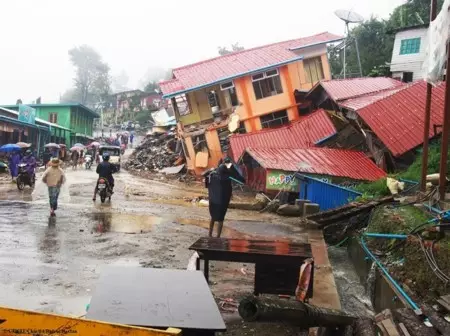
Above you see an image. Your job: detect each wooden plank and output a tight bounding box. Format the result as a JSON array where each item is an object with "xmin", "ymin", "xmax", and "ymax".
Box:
[
  {"xmin": 393, "ymin": 308, "xmax": 439, "ymax": 336},
  {"xmin": 381, "ymin": 319, "xmax": 400, "ymax": 336},
  {"xmin": 422, "ymin": 304, "xmax": 450, "ymax": 336},
  {"xmin": 398, "ymin": 323, "xmax": 411, "ymax": 336},
  {"xmin": 377, "ymin": 322, "xmax": 388, "ymax": 335},
  {"xmin": 441, "ymin": 295, "xmax": 450, "ymax": 305},
  {"xmin": 437, "ymin": 299, "xmax": 450, "ymax": 313},
  {"xmin": 0, "ymin": 307, "xmax": 181, "ymax": 336}
]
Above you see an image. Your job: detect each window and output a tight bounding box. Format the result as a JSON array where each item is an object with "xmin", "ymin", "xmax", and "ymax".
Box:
[
  {"xmin": 400, "ymin": 38, "xmax": 421, "ymax": 55},
  {"xmin": 192, "ymin": 134, "xmax": 209, "ymax": 155},
  {"xmin": 217, "ymin": 126, "xmax": 231, "ymax": 152},
  {"xmin": 236, "ymin": 122, "xmax": 247, "ymax": 134},
  {"xmin": 304, "ymin": 57, "xmax": 324, "ymax": 83},
  {"xmin": 220, "ymin": 81, "xmax": 239, "ymax": 107},
  {"xmin": 402, "ymin": 72, "xmax": 413, "ymax": 83},
  {"xmin": 260, "ymin": 110, "xmax": 289, "ymax": 129},
  {"xmin": 49, "ymin": 113, "xmax": 57, "ymax": 124},
  {"xmin": 252, "ymin": 69, "xmax": 283, "ymax": 99}
]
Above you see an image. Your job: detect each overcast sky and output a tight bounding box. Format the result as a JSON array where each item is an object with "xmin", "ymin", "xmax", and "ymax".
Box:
[{"xmin": 0, "ymin": 0, "xmax": 405, "ymax": 104}]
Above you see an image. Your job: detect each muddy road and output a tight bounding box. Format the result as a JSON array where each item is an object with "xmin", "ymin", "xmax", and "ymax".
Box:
[{"xmin": 0, "ymin": 161, "xmax": 307, "ymax": 328}]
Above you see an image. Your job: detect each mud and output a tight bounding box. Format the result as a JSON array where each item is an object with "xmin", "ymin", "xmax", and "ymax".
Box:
[{"xmin": 0, "ymin": 150, "xmax": 366, "ymax": 335}]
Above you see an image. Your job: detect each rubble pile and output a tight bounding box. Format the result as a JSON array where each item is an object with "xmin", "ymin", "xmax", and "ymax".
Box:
[{"xmin": 125, "ymin": 132, "xmax": 184, "ymax": 172}]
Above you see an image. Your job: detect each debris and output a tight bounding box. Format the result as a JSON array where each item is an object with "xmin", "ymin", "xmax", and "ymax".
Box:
[
  {"xmin": 124, "ymin": 132, "xmax": 185, "ymax": 174},
  {"xmin": 276, "ymin": 204, "xmax": 302, "ymax": 217},
  {"xmin": 387, "ymin": 177, "xmax": 405, "ymax": 195}
]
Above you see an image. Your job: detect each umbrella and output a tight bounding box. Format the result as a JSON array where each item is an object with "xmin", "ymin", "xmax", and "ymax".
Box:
[
  {"xmin": 70, "ymin": 146, "xmax": 82, "ymax": 151},
  {"xmin": 0, "ymin": 144, "xmax": 21, "ymax": 153},
  {"xmin": 45, "ymin": 143, "xmax": 60, "ymax": 149},
  {"xmin": 16, "ymin": 142, "xmax": 31, "ymax": 148},
  {"xmin": 90, "ymin": 141, "xmax": 100, "ymax": 147},
  {"xmin": 73, "ymin": 143, "xmax": 85, "ymax": 148},
  {"xmin": 59, "ymin": 144, "xmax": 67, "ymax": 148}
]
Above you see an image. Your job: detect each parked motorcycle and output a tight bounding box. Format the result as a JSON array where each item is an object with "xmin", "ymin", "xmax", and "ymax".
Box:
[
  {"xmin": 96, "ymin": 177, "xmax": 112, "ymax": 203},
  {"xmin": 16, "ymin": 163, "xmax": 35, "ymax": 190},
  {"xmin": 85, "ymin": 154, "xmax": 93, "ymax": 169}
]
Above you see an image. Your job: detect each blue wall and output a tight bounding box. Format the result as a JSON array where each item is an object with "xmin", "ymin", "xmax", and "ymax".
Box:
[{"xmin": 297, "ymin": 174, "xmax": 362, "ymax": 211}]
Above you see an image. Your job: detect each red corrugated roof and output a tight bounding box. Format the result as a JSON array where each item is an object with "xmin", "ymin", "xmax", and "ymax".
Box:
[
  {"xmin": 160, "ymin": 79, "xmax": 185, "ymax": 96},
  {"xmin": 317, "ymin": 77, "xmax": 404, "ymax": 101},
  {"xmin": 160, "ymin": 32, "xmax": 342, "ymax": 96},
  {"xmin": 338, "ymin": 87, "xmax": 405, "ymax": 110},
  {"xmin": 356, "ymin": 81, "xmax": 445, "ymax": 157},
  {"xmin": 245, "ymin": 147, "xmax": 386, "ymax": 181},
  {"xmin": 229, "ymin": 109, "xmax": 336, "ymax": 162}
]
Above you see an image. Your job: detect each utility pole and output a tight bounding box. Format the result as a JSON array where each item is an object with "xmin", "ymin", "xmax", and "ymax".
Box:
[
  {"xmin": 439, "ymin": 44, "xmax": 450, "ymax": 200},
  {"xmin": 420, "ymin": 0, "xmax": 438, "ymax": 192}
]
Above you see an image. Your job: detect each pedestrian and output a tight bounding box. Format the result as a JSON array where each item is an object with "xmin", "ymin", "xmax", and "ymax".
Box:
[
  {"xmin": 205, "ymin": 158, "xmax": 245, "ymax": 237},
  {"xmin": 71, "ymin": 150, "xmax": 79, "ymax": 170},
  {"xmin": 78, "ymin": 150, "xmax": 84, "ymax": 168},
  {"xmin": 20, "ymin": 149, "xmax": 36, "ymax": 181},
  {"xmin": 130, "ymin": 133, "xmax": 134, "ymax": 148},
  {"xmin": 42, "ymin": 158, "xmax": 66, "ymax": 216},
  {"xmin": 43, "ymin": 148, "xmax": 51, "ymax": 169},
  {"xmin": 8, "ymin": 151, "xmax": 20, "ymax": 181}
]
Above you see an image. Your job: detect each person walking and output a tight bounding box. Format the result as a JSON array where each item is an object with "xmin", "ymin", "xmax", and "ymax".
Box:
[
  {"xmin": 42, "ymin": 158, "xmax": 66, "ymax": 216},
  {"xmin": 130, "ymin": 133, "xmax": 134, "ymax": 148},
  {"xmin": 205, "ymin": 158, "xmax": 245, "ymax": 237},
  {"xmin": 8, "ymin": 151, "xmax": 20, "ymax": 181},
  {"xmin": 71, "ymin": 150, "xmax": 79, "ymax": 170}
]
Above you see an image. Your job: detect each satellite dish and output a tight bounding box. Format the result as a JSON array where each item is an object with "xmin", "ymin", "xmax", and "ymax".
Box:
[
  {"xmin": 334, "ymin": 9, "xmax": 364, "ymax": 79},
  {"xmin": 334, "ymin": 9, "xmax": 364, "ymax": 24}
]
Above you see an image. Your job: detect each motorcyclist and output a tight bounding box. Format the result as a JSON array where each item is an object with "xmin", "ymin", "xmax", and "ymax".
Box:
[
  {"xmin": 20, "ymin": 149, "xmax": 37, "ymax": 180},
  {"xmin": 93, "ymin": 153, "xmax": 117, "ymax": 201}
]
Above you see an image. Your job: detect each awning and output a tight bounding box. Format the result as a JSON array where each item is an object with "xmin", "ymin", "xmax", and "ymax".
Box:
[{"xmin": 75, "ymin": 133, "xmax": 95, "ymax": 140}]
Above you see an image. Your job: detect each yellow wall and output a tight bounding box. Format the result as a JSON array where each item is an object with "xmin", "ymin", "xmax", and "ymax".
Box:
[{"xmin": 288, "ymin": 54, "xmax": 332, "ymax": 92}]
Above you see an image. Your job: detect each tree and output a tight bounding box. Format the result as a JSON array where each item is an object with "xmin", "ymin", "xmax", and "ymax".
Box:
[
  {"xmin": 218, "ymin": 43, "xmax": 244, "ymax": 55},
  {"xmin": 68, "ymin": 45, "xmax": 111, "ymax": 106},
  {"xmin": 144, "ymin": 81, "xmax": 159, "ymax": 93},
  {"xmin": 388, "ymin": 0, "xmax": 444, "ymax": 29},
  {"xmin": 329, "ymin": 18, "xmax": 394, "ymax": 77},
  {"xmin": 16, "ymin": 99, "xmax": 22, "ymax": 105}
]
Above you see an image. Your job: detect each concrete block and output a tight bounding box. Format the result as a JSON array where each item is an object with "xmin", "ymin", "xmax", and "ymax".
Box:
[
  {"xmin": 303, "ymin": 203, "xmax": 320, "ymax": 216},
  {"xmin": 276, "ymin": 204, "xmax": 302, "ymax": 217}
]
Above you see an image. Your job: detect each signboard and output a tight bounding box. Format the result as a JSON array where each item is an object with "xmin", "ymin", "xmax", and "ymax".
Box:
[
  {"xmin": 18, "ymin": 104, "xmax": 36, "ymax": 125},
  {"xmin": 266, "ymin": 170, "xmax": 299, "ymax": 191}
]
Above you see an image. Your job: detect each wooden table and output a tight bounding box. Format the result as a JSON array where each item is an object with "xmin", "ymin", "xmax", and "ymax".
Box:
[
  {"xmin": 86, "ymin": 267, "xmax": 226, "ymax": 336},
  {"xmin": 189, "ymin": 237, "xmax": 314, "ymax": 298}
]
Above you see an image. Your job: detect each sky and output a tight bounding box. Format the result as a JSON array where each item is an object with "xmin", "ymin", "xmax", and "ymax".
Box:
[{"xmin": 0, "ymin": 0, "xmax": 406, "ymax": 104}]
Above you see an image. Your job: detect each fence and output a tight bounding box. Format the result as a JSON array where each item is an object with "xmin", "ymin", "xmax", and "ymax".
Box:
[{"xmin": 296, "ymin": 174, "xmax": 362, "ymax": 211}]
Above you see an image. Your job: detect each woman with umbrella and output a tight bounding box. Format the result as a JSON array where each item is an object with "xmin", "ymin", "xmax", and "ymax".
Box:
[
  {"xmin": 204, "ymin": 157, "xmax": 245, "ymax": 237},
  {"xmin": 0, "ymin": 144, "xmax": 21, "ymax": 181}
]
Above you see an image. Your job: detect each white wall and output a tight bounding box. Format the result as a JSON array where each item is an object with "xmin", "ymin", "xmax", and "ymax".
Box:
[{"xmin": 390, "ymin": 27, "xmax": 428, "ymax": 81}]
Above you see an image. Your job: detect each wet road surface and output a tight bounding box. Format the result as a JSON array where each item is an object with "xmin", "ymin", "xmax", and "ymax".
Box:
[{"xmin": 0, "ymin": 165, "xmax": 304, "ymax": 319}]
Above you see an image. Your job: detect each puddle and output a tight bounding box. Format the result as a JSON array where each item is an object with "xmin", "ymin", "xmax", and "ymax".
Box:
[{"xmin": 89, "ymin": 212, "xmax": 248, "ymax": 237}]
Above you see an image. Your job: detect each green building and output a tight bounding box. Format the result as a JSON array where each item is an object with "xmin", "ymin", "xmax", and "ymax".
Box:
[{"xmin": 2, "ymin": 103, "xmax": 98, "ymax": 146}]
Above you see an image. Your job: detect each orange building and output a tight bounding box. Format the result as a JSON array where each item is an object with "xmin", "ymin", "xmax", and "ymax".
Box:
[{"xmin": 160, "ymin": 32, "xmax": 342, "ymax": 174}]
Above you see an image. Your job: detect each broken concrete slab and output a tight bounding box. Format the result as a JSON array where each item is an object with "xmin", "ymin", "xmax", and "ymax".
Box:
[
  {"xmin": 276, "ymin": 204, "xmax": 302, "ymax": 217},
  {"xmin": 303, "ymin": 203, "xmax": 320, "ymax": 216}
]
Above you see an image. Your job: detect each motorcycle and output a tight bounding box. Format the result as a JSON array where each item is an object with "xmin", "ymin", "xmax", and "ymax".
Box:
[
  {"xmin": 96, "ymin": 177, "xmax": 112, "ymax": 203},
  {"xmin": 16, "ymin": 163, "xmax": 35, "ymax": 190},
  {"xmin": 85, "ymin": 154, "xmax": 93, "ymax": 170}
]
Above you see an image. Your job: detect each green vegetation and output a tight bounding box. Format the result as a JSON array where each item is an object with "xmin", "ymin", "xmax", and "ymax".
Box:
[
  {"xmin": 366, "ymin": 205, "xmax": 449, "ymax": 303},
  {"xmin": 354, "ymin": 144, "xmax": 446, "ymax": 198}
]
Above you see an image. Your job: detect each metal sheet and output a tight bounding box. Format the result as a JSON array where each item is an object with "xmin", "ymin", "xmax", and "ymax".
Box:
[
  {"xmin": 245, "ymin": 147, "xmax": 386, "ymax": 181},
  {"xmin": 87, "ymin": 267, "xmax": 226, "ymax": 331},
  {"xmin": 229, "ymin": 109, "xmax": 336, "ymax": 162}
]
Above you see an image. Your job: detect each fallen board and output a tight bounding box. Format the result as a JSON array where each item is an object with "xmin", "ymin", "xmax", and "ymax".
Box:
[
  {"xmin": 87, "ymin": 267, "xmax": 226, "ymax": 332},
  {"xmin": 0, "ymin": 306, "xmax": 181, "ymax": 336}
]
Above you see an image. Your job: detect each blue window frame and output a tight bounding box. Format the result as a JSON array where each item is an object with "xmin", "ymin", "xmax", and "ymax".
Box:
[{"xmin": 400, "ymin": 38, "xmax": 421, "ymax": 55}]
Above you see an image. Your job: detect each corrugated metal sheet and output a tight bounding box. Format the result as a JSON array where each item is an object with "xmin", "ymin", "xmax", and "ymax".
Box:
[
  {"xmin": 318, "ymin": 77, "xmax": 403, "ymax": 101},
  {"xmin": 357, "ymin": 81, "xmax": 445, "ymax": 157},
  {"xmin": 229, "ymin": 109, "xmax": 336, "ymax": 162},
  {"xmin": 160, "ymin": 32, "xmax": 342, "ymax": 95},
  {"xmin": 338, "ymin": 87, "xmax": 405, "ymax": 110},
  {"xmin": 246, "ymin": 147, "xmax": 386, "ymax": 181},
  {"xmin": 159, "ymin": 79, "xmax": 185, "ymax": 96},
  {"xmin": 297, "ymin": 175, "xmax": 361, "ymax": 211}
]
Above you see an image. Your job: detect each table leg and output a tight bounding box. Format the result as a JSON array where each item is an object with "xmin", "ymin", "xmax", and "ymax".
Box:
[
  {"xmin": 196, "ymin": 256, "xmax": 201, "ymax": 271},
  {"xmin": 204, "ymin": 259, "xmax": 209, "ymax": 282}
]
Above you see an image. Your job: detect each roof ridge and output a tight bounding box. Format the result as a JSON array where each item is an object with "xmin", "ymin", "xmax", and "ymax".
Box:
[
  {"xmin": 172, "ymin": 32, "xmax": 334, "ymax": 72},
  {"xmin": 247, "ymin": 146, "xmax": 363, "ymax": 153}
]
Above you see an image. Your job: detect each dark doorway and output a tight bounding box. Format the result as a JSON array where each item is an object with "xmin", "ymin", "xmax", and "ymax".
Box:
[{"xmin": 402, "ymin": 72, "xmax": 413, "ymax": 83}]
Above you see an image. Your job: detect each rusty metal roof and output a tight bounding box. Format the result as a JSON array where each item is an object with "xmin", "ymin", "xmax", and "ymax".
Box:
[
  {"xmin": 356, "ymin": 81, "xmax": 445, "ymax": 157},
  {"xmin": 160, "ymin": 32, "xmax": 342, "ymax": 97},
  {"xmin": 229, "ymin": 109, "xmax": 336, "ymax": 162},
  {"xmin": 316, "ymin": 77, "xmax": 404, "ymax": 101},
  {"xmin": 245, "ymin": 147, "xmax": 386, "ymax": 181}
]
